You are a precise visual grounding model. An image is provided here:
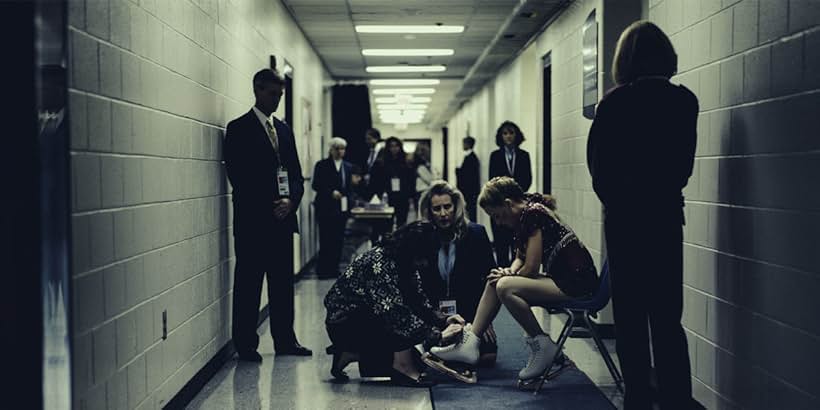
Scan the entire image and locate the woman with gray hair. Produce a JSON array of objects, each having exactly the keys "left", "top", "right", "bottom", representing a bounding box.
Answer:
[
  {"left": 417, "top": 180, "right": 498, "bottom": 368},
  {"left": 312, "top": 137, "right": 354, "bottom": 277}
]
